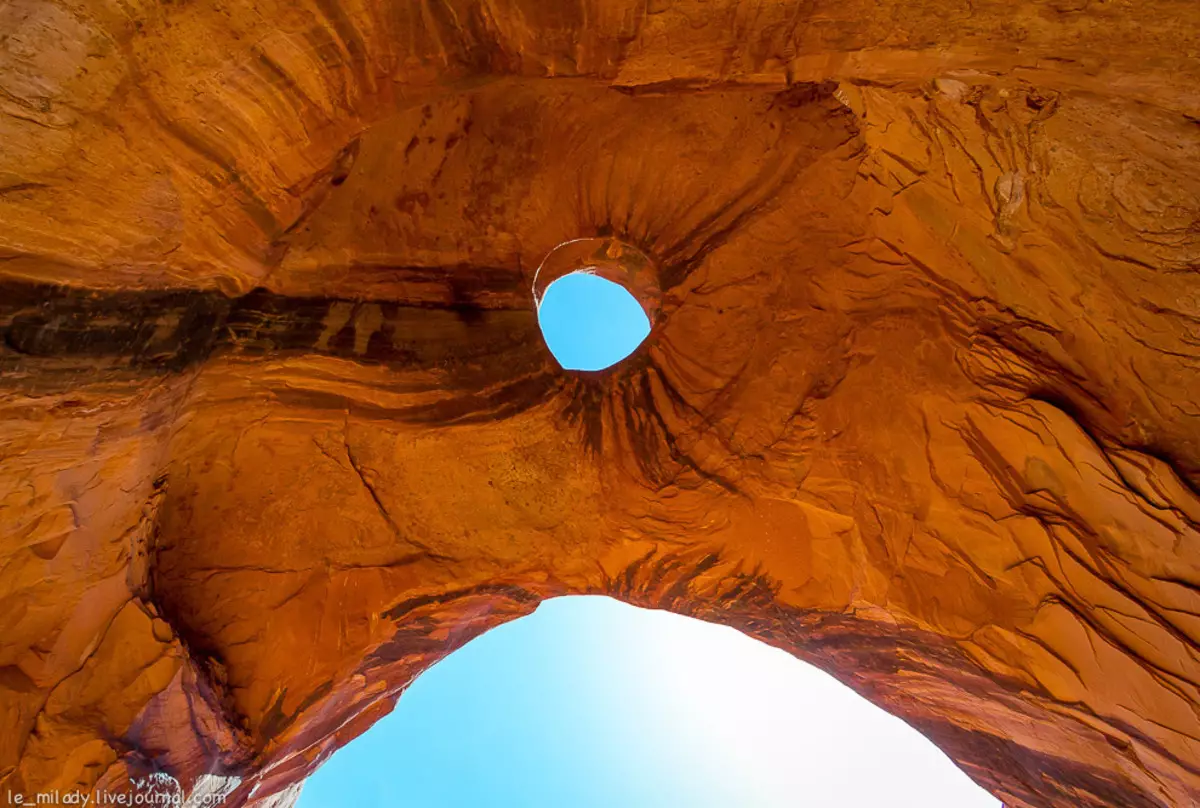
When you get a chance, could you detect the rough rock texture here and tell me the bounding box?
[2,1,1200,806]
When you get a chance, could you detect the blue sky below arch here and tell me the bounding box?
[297,596,1000,808]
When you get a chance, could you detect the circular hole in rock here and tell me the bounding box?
[537,272,652,371]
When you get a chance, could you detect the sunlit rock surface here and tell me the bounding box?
[1,1,1199,806]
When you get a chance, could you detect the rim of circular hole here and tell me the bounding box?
[532,237,661,327]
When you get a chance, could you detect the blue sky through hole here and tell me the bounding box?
[537,272,651,371]
[297,597,1001,808]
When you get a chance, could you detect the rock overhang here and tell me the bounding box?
[1,2,1200,807]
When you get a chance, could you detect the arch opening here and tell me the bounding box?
[532,237,661,372]
[296,596,1000,808]
[537,272,652,371]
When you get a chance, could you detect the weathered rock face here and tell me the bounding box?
[2,1,1199,806]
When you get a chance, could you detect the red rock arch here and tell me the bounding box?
[2,2,1199,806]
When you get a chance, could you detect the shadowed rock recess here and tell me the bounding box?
[1,1,1199,806]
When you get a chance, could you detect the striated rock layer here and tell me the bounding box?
[2,1,1199,805]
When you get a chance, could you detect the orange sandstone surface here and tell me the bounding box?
[2,1,1200,806]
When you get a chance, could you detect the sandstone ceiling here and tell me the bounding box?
[2,1,1200,806]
